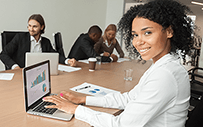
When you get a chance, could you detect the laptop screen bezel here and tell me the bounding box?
[23,60,51,112]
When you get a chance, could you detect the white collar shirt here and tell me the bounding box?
[75,54,190,127]
[30,36,42,53]
[104,40,113,48]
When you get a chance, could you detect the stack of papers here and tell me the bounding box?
[0,73,14,80]
[117,58,130,63]
[70,82,120,96]
[78,59,89,64]
[58,65,81,72]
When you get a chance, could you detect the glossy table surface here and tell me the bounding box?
[0,60,153,127]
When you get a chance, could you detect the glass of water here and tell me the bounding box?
[124,69,133,81]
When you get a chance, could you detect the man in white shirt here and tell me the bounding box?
[0,14,76,70]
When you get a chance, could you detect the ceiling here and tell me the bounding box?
[125,0,203,17]
[179,0,193,5]
[179,0,203,11]
[179,0,203,20]
[125,0,203,8]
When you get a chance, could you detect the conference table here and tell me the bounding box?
[0,59,155,127]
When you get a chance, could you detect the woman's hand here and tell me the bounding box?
[43,95,78,114]
[103,52,110,57]
[112,38,117,45]
[110,54,118,62]
[60,91,86,105]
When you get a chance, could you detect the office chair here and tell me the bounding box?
[187,67,203,117]
[1,31,25,49]
[1,31,26,70]
[186,48,200,67]
[53,32,65,58]
[188,67,203,101]
[186,96,203,127]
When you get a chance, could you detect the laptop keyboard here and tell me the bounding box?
[33,101,57,115]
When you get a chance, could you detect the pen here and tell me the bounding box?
[75,86,91,91]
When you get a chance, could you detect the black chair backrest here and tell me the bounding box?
[1,31,27,70]
[186,67,203,127]
[53,32,65,57]
[186,97,203,127]
[1,31,26,49]
[188,67,203,95]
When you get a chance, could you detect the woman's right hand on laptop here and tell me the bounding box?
[43,95,78,114]
[60,91,86,105]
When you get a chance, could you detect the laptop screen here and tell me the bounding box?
[23,60,51,108]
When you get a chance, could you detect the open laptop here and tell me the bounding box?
[23,60,73,121]
[25,53,59,75]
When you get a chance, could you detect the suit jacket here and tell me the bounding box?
[0,32,66,69]
[68,33,111,62]
[94,37,124,58]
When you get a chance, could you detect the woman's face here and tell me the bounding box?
[131,17,172,63]
[106,30,116,41]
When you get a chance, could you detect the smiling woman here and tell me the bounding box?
[118,0,198,61]
[131,18,173,63]
[43,0,199,127]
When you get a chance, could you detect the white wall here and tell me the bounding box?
[0,0,108,71]
[105,0,124,27]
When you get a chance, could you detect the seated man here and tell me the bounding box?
[0,14,76,70]
[68,25,118,62]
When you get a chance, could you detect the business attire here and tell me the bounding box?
[68,33,112,62]
[75,54,190,127]
[0,32,66,69]
[94,37,124,58]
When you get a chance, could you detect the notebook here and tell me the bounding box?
[25,53,59,75]
[22,60,73,121]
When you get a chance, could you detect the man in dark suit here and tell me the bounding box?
[68,25,118,62]
[0,14,76,70]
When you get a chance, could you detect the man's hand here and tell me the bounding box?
[14,66,20,69]
[68,58,77,67]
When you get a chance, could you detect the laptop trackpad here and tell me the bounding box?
[54,110,73,121]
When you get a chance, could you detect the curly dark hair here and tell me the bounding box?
[118,0,199,59]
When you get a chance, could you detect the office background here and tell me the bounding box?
[0,0,202,71]
[0,0,124,71]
